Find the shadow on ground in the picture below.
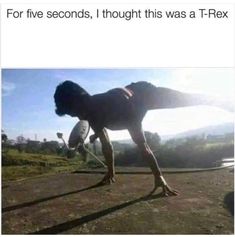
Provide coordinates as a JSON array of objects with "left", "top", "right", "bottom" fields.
[
  {"left": 2, "top": 182, "right": 103, "bottom": 213},
  {"left": 2, "top": 169, "right": 234, "bottom": 234},
  {"left": 30, "top": 193, "right": 163, "bottom": 234},
  {"left": 224, "top": 192, "right": 234, "bottom": 216}
]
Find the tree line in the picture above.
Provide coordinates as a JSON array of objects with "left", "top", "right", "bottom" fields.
[
  {"left": 2, "top": 130, "right": 234, "bottom": 168},
  {"left": 115, "top": 132, "right": 234, "bottom": 168}
]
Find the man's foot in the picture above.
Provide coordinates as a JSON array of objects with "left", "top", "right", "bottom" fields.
[
  {"left": 150, "top": 175, "right": 179, "bottom": 196},
  {"left": 99, "top": 173, "right": 116, "bottom": 185}
]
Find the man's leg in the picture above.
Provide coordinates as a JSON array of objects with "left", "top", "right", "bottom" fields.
[
  {"left": 128, "top": 124, "right": 178, "bottom": 196},
  {"left": 98, "top": 129, "right": 115, "bottom": 184}
]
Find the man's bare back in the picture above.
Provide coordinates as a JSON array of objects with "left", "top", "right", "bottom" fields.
[{"left": 54, "top": 80, "right": 233, "bottom": 196}]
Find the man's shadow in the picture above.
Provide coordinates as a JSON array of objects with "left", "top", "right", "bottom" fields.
[
  {"left": 2, "top": 182, "right": 104, "bottom": 213},
  {"left": 30, "top": 192, "right": 164, "bottom": 234}
]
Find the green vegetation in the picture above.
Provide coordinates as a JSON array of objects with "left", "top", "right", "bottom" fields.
[
  {"left": 115, "top": 133, "right": 234, "bottom": 168},
  {"left": 157, "top": 140, "right": 233, "bottom": 168},
  {"left": 2, "top": 149, "right": 87, "bottom": 181},
  {"left": 2, "top": 131, "right": 234, "bottom": 181}
]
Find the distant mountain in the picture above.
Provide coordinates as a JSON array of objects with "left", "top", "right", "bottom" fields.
[
  {"left": 162, "top": 122, "right": 234, "bottom": 141},
  {"left": 112, "top": 122, "right": 234, "bottom": 144}
]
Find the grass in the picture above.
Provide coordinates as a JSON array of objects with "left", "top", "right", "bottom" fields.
[{"left": 2, "top": 149, "right": 88, "bottom": 181}]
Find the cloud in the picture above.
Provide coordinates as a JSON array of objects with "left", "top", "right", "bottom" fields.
[{"left": 2, "top": 81, "right": 16, "bottom": 96}]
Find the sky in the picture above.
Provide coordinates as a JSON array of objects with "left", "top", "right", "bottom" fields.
[{"left": 2, "top": 68, "right": 234, "bottom": 142}]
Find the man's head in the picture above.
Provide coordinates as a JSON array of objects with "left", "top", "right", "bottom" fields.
[{"left": 54, "top": 80, "right": 90, "bottom": 117}]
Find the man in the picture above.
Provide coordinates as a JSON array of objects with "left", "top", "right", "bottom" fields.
[{"left": 54, "top": 80, "right": 232, "bottom": 196}]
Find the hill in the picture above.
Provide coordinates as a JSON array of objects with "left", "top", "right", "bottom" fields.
[
  {"left": 161, "top": 122, "right": 234, "bottom": 141},
  {"left": 112, "top": 123, "right": 234, "bottom": 144}
]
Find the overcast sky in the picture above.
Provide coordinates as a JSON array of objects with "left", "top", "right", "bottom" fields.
[{"left": 2, "top": 68, "right": 234, "bottom": 142}]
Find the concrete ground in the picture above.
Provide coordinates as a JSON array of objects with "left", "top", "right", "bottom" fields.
[{"left": 2, "top": 168, "right": 234, "bottom": 234}]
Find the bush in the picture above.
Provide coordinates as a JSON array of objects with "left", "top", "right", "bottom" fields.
[{"left": 114, "top": 138, "right": 234, "bottom": 168}]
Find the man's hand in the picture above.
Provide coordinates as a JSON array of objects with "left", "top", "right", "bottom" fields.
[
  {"left": 89, "top": 134, "right": 98, "bottom": 143},
  {"left": 151, "top": 175, "right": 179, "bottom": 196}
]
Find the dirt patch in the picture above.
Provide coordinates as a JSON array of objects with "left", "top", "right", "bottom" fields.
[{"left": 2, "top": 169, "right": 234, "bottom": 234}]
